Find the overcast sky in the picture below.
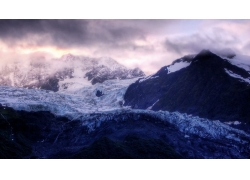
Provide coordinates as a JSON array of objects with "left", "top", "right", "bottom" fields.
[{"left": 0, "top": 19, "right": 250, "bottom": 74}]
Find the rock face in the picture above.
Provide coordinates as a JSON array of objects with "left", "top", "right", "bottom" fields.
[
  {"left": 0, "top": 54, "right": 145, "bottom": 92},
  {"left": 96, "top": 90, "right": 104, "bottom": 97},
  {"left": 124, "top": 50, "right": 250, "bottom": 124}
]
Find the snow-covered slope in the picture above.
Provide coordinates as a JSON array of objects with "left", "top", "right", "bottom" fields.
[
  {"left": 213, "top": 50, "right": 250, "bottom": 74},
  {"left": 224, "top": 68, "right": 250, "bottom": 84},
  {"left": 167, "top": 61, "right": 191, "bottom": 74},
  {"left": 227, "top": 54, "right": 250, "bottom": 72},
  {"left": 0, "top": 54, "right": 145, "bottom": 91},
  {"left": 223, "top": 55, "right": 250, "bottom": 84},
  {"left": 211, "top": 50, "right": 250, "bottom": 84},
  {"left": 137, "top": 54, "right": 195, "bottom": 83}
]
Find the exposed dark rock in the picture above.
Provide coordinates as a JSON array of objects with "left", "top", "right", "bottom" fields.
[
  {"left": 85, "top": 66, "right": 145, "bottom": 85},
  {"left": 96, "top": 90, "right": 104, "bottom": 97}
]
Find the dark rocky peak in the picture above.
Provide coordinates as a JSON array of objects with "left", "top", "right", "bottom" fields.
[
  {"left": 193, "top": 49, "right": 220, "bottom": 61},
  {"left": 190, "top": 49, "right": 249, "bottom": 78},
  {"left": 129, "top": 67, "right": 145, "bottom": 77},
  {"left": 170, "top": 49, "right": 236, "bottom": 67}
]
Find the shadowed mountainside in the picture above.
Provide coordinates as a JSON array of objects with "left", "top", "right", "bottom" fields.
[{"left": 124, "top": 50, "right": 250, "bottom": 124}]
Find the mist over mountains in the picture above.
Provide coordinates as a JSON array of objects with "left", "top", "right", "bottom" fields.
[{"left": 0, "top": 54, "right": 145, "bottom": 91}]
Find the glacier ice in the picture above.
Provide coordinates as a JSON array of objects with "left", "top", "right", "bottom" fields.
[
  {"left": 0, "top": 54, "right": 249, "bottom": 147},
  {"left": 0, "top": 80, "right": 249, "bottom": 146}
]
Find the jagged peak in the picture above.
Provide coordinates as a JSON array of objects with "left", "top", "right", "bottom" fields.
[
  {"left": 172, "top": 49, "right": 237, "bottom": 66},
  {"left": 194, "top": 49, "right": 218, "bottom": 59},
  {"left": 97, "top": 56, "right": 123, "bottom": 68},
  {"left": 193, "top": 49, "right": 237, "bottom": 61},
  {"left": 130, "top": 67, "right": 145, "bottom": 76}
]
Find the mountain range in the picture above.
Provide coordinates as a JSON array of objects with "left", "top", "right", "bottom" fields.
[{"left": 1, "top": 50, "right": 250, "bottom": 159}]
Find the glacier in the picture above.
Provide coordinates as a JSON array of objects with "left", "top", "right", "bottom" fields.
[
  {"left": 0, "top": 78, "right": 250, "bottom": 147},
  {"left": 78, "top": 109, "right": 250, "bottom": 145},
  {"left": 0, "top": 78, "right": 140, "bottom": 117}
]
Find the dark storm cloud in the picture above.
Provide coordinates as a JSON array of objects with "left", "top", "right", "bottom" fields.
[
  {"left": 0, "top": 19, "right": 185, "bottom": 50},
  {"left": 0, "top": 19, "right": 151, "bottom": 48},
  {"left": 0, "top": 20, "right": 43, "bottom": 38},
  {"left": 164, "top": 28, "right": 240, "bottom": 55},
  {"left": 109, "top": 27, "right": 145, "bottom": 41},
  {"left": 0, "top": 20, "right": 94, "bottom": 47}
]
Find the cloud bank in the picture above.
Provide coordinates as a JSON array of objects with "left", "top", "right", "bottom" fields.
[{"left": 0, "top": 19, "right": 250, "bottom": 74}]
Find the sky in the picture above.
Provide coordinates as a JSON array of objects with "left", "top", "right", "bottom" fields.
[{"left": 1, "top": 19, "right": 250, "bottom": 75}]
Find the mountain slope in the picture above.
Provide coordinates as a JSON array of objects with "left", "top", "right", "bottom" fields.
[
  {"left": 124, "top": 50, "right": 250, "bottom": 123},
  {"left": 1, "top": 105, "right": 249, "bottom": 159}
]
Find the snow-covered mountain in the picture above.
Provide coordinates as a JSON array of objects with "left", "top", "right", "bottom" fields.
[
  {"left": 124, "top": 50, "right": 250, "bottom": 124},
  {"left": 0, "top": 54, "right": 145, "bottom": 92}
]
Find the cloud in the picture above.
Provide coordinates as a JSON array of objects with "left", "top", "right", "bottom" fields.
[
  {"left": 164, "top": 27, "right": 241, "bottom": 56},
  {"left": 0, "top": 20, "right": 149, "bottom": 48},
  {"left": 0, "top": 20, "right": 94, "bottom": 48},
  {"left": 1, "top": 20, "right": 250, "bottom": 76},
  {"left": 242, "top": 41, "right": 250, "bottom": 52},
  {"left": 0, "top": 20, "right": 185, "bottom": 49}
]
